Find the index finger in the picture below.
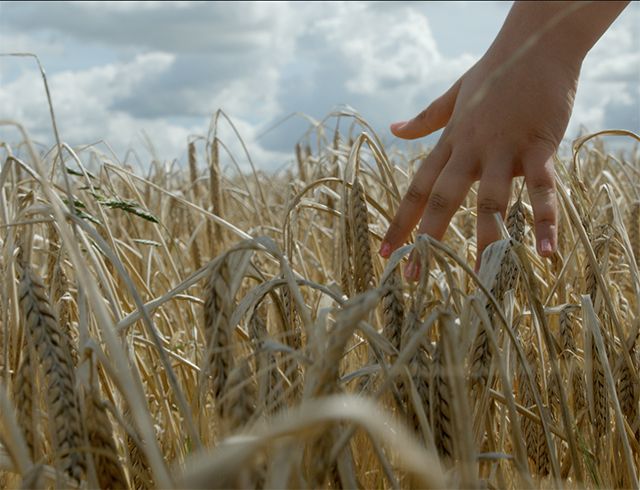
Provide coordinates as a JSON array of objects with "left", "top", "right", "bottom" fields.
[{"left": 380, "top": 142, "right": 451, "bottom": 257}]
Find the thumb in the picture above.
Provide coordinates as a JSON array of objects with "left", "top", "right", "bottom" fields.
[{"left": 391, "top": 78, "right": 461, "bottom": 140}]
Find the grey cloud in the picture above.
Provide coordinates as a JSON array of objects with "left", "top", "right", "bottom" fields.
[
  {"left": 256, "top": 4, "right": 471, "bottom": 153},
  {"left": 2, "top": 1, "right": 638, "bottom": 166},
  {"left": 588, "top": 54, "right": 640, "bottom": 84},
  {"left": 1, "top": 2, "right": 297, "bottom": 122},
  {"left": 603, "top": 90, "right": 640, "bottom": 132},
  {"left": 2, "top": 2, "right": 287, "bottom": 54},
  {"left": 110, "top": 52, "right": 262, "bottom": 118},
  {"left": 20, "top": 0, "right": 467, "bottom": 153}
]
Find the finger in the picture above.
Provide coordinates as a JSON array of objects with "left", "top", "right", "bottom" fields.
[
  {"left": 417, "top": 151, "right": 476, "bottom": 242},
  {"left": 475, "top": 162, "right": 513, "bottom": 269},
  {"left": 523, "top": 149, "right": 557, "bottom": 257},
  {"left": 380, "top": 142, "right": 451, "bottom": 257},
  {"left": 390, "top": 78, "right": 461, "bottom": 140},
  {"left": 402, "top": 154, "right": 475, "bottom": 281}
]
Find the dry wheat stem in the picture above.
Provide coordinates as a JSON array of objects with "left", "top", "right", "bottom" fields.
[{"left": 2, "top": 105, "right": 638, "bottom": 489}]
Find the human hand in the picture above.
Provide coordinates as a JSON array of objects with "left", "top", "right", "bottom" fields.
[
  {"left": 380, "top": 26, "right": 581, "bottom": 277},
  {"left": 379, "top": 1, "right": 629, "bottom": 279},
  {"left": 381, "top": 52, "right": 578, "bottom": 276}
]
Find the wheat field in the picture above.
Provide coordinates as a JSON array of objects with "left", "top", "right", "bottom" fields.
[{"left": 0, "top": 105, "right": 639, "bottom": 489}]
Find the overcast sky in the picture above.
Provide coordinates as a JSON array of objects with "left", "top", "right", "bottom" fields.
[{"left": 1, "top": 1, "right": 639, "bottom": 170}]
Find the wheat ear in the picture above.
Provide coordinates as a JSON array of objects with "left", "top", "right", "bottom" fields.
[
  {"left": 381, "top": 266, "right": 405, "bottom": 356},
  {"left": 350, "top": 176, "right": 374, "bottom": 293},
  {"left": 85, "top": 388, "right": 129, "bottom": 489},
  {"left": 188, "top": 141, "right": 200, "bottom": 201},
  {"left": 13, "top": 344, "right": 38, "bottom": 461},
  {"left": 203, "top": 259, "right": 235, "bottom": 404},
  {"left": 517, "top": 332, "right": 551, "bottom": 477},
  {"left": 470, "top": 241, "right": 517, "bottom": 390},
  {"left": 222, "top": 358, "right": 256, "bottom": 434},
  {"left": 19, "top": 266, "right": 85, "bottom": 483},
  {"left": 630, "top": 201, "right": 639, "bottom": 267},
  {"left": 208, "top": 137, "right": 223, "bottom": 256}
]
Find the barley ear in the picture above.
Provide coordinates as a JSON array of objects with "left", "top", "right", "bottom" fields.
[
  {"left": 381, "top": 265, "right": 405, "bottom": 356},
  {"left": 350, "top": 176, "right": 374, "bottom": 293},
  {"left": 222, "top": 358, "right": 256, "bottom": 435},
  {"left": 188, "top": 141, "right": 200, "bottom": 201},
  {"left": 19, "top": 266, "right": 85, "bottom": 483},
  {"left": 13, "top": 344, "right": 39, "bottom": 461},
  {"left": 85, "top": 388, "right": 129, "bottom": 490}
]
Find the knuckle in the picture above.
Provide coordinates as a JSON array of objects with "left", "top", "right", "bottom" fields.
[
  {"left": 385, "top": 217, "right": 410, "bottom": 245},
  {"left": 535, "top": 215, "right": 556, "bottom": 226},
  {"left": 528, "top": 128, "right": 558, "bottom": 150},
  {"left": 528, "top": 179, "right": 555, "bottom": 199},
  {"left": 385, "top": 219, "right": 402, "bottom": 237},
  {"left": 427, "top": 192, "right": 449, "bottom": 213},
  {"left": 416, "top": 107, "right": 431, "bottom": 121},
  {"left": 404, "top": 183, "right": 429, "bottom": 205},
  {"left": 477, "top": 197, "right": 502, "bottom": 216},
  {"left": 383, "top": 215, "right": 411, "bottom": 248}
]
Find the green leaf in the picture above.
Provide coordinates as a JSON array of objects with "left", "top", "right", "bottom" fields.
[
  {"left": 75, "top": 208, "right": 101, "bottom": 225},
  {"left": 97, "top": 197, "right": 159, "bottom": 224},
  {"left": 66, "top": 166, "right": 96, "bottom": 179},
  {"left": 62, "top": 197, "right": 87, "bottom": 209}
]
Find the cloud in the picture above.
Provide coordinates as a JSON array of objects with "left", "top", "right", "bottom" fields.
[
  {"left": 0, "top": 30, "right": 65, "bottom": 59},
  {"left": 588, "top": 53, "right": 640, "bottom": 83},
  {"left": 1, "top": 0, "right": 638, "bottom": 170},
  {"left": 2, "top": 1, "right": 476, "bottom": 164},
  {"left": 568, "top": 4, "right": 640, "bottom": 138},
  {"left": 259, "top": 2, "right": 477, "bottom": 152},
  {"left": 2, "top": 2, "right": 302, "bottom": 124},
  {"left": 324, "top": 4, "right": 459, "bottom": 94},
  {"left": 3, "top": 1, "right": 303, "bottom": 61},
  {"left": 1, "top": 52, "right": 173, "bottom": 135},
  {"left": 0, "top": 50, "right": 289, "bottom": 170}
]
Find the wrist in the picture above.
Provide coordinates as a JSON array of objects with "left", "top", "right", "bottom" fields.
[{"left": 490, "top": 1, "right": 629, "bottom": 69}]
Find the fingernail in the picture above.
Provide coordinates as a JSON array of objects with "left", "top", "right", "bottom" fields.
[
  {"left": 379, "top": 242, "right": 391, "bottom": 258},
  {"left": 539, "top": 238, "right": 554, "bottom": 256},
  {"left": 405, "top": 258, "right": 422, "bottom": 281},
  {"left": 411, "top": 261, "right": 421, "bottom": 281},
  {"left": 404, "top": 260, "right": 416, "bottom": 280},
  {"left": 390, "top": 121, "right": 408, "bottom": 131}
]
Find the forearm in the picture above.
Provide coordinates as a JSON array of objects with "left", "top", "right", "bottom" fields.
[{"left": 491, "top": 1, "right": 630, "bottom": 66}]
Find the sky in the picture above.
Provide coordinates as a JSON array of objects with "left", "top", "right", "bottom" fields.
[{"left": 1, "top": 1, "right": 639, "bottom": 171}]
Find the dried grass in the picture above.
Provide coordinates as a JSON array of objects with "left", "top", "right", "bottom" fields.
[{"left": 1, "top": 95, "right": 638, "bottom": 488}]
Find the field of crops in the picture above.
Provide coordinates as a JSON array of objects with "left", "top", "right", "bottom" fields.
[{"left": 0, "top": 108, "right": 639, "bottom": 489}]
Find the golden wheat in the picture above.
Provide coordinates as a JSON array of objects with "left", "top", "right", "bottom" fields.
[{"left": 0, "top": 109, "right": 638, "bottom": 489}]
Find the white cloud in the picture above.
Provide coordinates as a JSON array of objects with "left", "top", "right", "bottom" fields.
[
  {"left": 318, "top": 4, "right": 474, "bottom": 95},
  {"left": 588, "top": 53, "right": 640, "bottom": 83},
  {"left": 0, "top": 0, "right": 637, "bottom": 170},
  {"left": 0, "top": 48, "right": 290, "bottom": 170},
  {"left": 0, "top": 52, "right": 174, "bottom": 137},
  {"left": 568, "top": 4, "right": 640, "bottom": 139}
]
